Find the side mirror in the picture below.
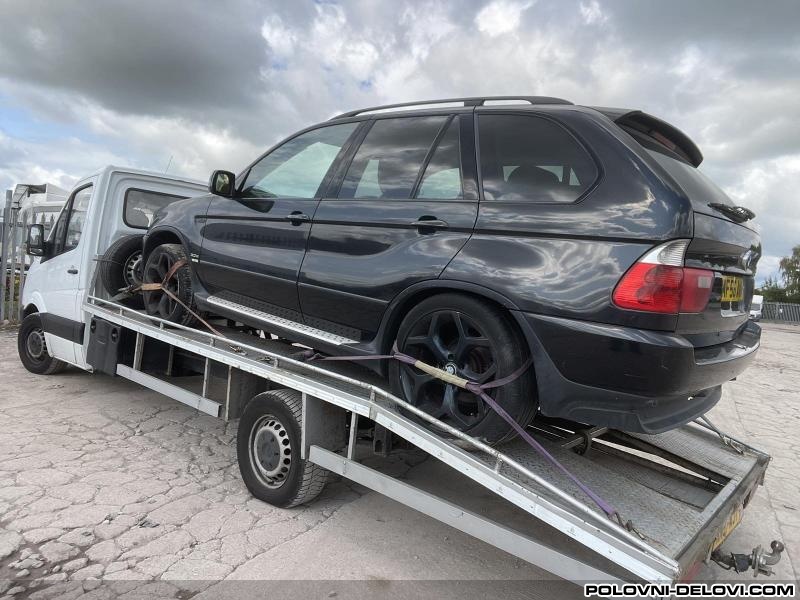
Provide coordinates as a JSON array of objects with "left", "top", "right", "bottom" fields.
[
  {"left": 26, "top": 224, "right": 46, "bottom": 256},
  {"left": 209, "top": 170, "right": 236, "bottom": 198}
]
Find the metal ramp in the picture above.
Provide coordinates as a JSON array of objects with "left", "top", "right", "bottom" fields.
[{"left": 83, "top": 295, "right": 774, "bottom": 584}]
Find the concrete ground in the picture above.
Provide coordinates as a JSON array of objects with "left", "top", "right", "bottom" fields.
[{"left": 0, "top": 322, "right": 797, "bottom": 599}]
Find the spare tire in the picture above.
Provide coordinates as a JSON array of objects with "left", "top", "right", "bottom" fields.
[{"left": 100, "top": 234, "right": 145, "bottom": 309}]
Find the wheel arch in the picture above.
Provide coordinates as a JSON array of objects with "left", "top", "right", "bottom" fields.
[
  {"left": 23, "top": 302, "right": 40, "bottom": 317},
  {"left": 142, "top": 227, "right": 187, "bottom": 260},
  {"left": 376, "top": 280, "right": 523, "bottom": 356}
]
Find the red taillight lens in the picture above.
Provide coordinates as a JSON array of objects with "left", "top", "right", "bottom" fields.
[{"left": 613, "top": 263, "right": 713, "bottom": 314}]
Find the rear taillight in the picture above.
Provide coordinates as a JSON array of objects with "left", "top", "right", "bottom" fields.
[{"left": 612, "top": 240, "right": 713, "bottom": 314}]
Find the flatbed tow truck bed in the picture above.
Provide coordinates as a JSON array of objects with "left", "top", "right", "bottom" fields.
[{"left": 79, "top": 292, "right": 782, "bottom": 588}]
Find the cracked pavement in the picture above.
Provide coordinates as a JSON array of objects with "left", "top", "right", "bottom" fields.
[{"left": 0, "top": 323, "right": 798, "bottom": 598}]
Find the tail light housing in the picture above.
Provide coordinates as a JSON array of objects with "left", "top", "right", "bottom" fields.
[{"left": 613, "top": 240, "right": 713, "bottom": 314}]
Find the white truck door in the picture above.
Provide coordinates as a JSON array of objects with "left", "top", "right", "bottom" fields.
[{"left": 38, "top": 181, "right": 96, "bottom": 365}]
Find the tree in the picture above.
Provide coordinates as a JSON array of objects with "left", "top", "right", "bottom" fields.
[
  {"left": 756, "top": 275, "right": 787, "bottom": 302},
  {"left": 779, "top": 245, "right": 800, "bottom": 297}
]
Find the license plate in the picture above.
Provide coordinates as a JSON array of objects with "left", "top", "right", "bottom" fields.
[
  {"left": 710, "top": 506, "right": 743, "bottom": 552},
  {"left": 721, "top": 276, "right": 744, "bottom": 303}
]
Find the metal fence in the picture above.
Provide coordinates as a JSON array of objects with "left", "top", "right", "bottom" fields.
[
  {"left": 763, "top": 302, "right": 800, "bottom": 324},
  {"left": 1, "top": 189, "right": 56, "bottom": 324}
]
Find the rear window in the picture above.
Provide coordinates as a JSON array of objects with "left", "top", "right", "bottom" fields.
[
  {"left": 648, "top": 151, "right": 735, "bottom": 209},
  {"left": 478, "top": 114, "right": 598, "bottom": 203},
  {"left": 124, "top": 189, "right": 188, "bottom": 229}
]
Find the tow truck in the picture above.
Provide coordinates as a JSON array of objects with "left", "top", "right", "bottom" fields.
[{"left": 17, "top": 166, "right": 784, "bottom": 586}]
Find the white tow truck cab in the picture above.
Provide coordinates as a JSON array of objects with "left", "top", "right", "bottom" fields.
[
  {"left": 21, "top": 166, "right": 205, "bottom": 367},
  {"left": 17, "top": 165, "right": 784, "bottom": 587}
]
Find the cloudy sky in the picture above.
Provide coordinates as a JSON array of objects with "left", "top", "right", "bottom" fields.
[{"left": 1, "top": 0, "right": 798, "bottom": 282}]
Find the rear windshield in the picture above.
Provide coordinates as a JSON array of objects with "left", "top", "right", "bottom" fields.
[{"left": 648, "top": 151, "right": 735, "bottom": 209}]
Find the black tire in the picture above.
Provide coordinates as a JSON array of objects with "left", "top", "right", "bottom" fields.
[
  {"left": 100, "top": 235, "right": 145, "bottom": 309},
  {"left": 237, "top": 389, "right": 328, "bottom": 508},
  {"left": 17, "top": 314, "right": 67, "bottom": 375},
  {"left": 389, "top": 293, "right": 537, "bottom": 445},
  {"left": 142, "top": 243, "right": 197, "bottom": 326}
]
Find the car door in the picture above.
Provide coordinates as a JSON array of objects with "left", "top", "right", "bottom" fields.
[
  {"left": 299, "top": 113, "right": 479, "bottom": 339},
  {"left": 196, "top": 122, "right": 359, "bottom": 317},
  {"left": 37, "top": 181, "right": 96, "bottom": 364}
]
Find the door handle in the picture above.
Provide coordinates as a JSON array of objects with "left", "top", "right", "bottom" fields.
[
  {"left": 284, "top": 211, "right": 311, "bottom": 225},
  {"left": 67, "top": 268, "right": 78, "bottom": 274},
  {"left": 410, "top": 217, "right": 449, "bottom": 230}
]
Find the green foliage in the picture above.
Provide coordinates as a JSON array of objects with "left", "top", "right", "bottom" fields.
[{"left": 779, "top": 245, "right": 800, "bottom": 297}]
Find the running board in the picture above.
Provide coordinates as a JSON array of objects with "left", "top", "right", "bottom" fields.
[{"left": 206, "top": 294, "right": 359, "bottom": 346}]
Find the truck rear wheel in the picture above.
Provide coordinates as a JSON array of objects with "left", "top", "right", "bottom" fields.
[
  {"left": 17, "top": 314, "right": 67, "bottom": 375},
  {"left": 237, "top": 389, "right": 328, "bottom": 508}
]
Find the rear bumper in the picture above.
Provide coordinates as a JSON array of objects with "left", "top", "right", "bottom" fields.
[{"left": 512, "top": 312, "right": 760, "bottom": 433}]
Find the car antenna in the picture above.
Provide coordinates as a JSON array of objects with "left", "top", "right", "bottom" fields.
[{"left": 164, "top": 155, "right": 173, "bottom": 174}]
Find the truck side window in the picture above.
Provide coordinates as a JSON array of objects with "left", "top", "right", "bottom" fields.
[
  {"left": 51, "top": 184, "right": 93, "bottom": 256},
  {"left": 478, "top": 114, "right": 597, "bottom": 203}
]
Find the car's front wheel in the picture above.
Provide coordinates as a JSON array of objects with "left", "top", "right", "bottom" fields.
[
  {"left": 142, "top": 243, "right": 197, "bottom": 326},
  {"left": 389, "top": 293, "right": 537, "bottom": 445}
]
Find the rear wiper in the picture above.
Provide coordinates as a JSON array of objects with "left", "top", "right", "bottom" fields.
[{"left": 708, "top": 203, "right": 755, "bottom": 223}]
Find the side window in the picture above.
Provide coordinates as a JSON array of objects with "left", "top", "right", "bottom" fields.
[
  {"left": 478, "top": 114, "right": 597, "bottom": 203},
  {"left": 124, "top": 189, "right": 188, "bottom": 229},
  {"left": 416, "top": 119, "right": 462, "bottom": 199},
  {"left": 51, "top": 185, "right": 93, "bottom": 256},
  {"left": 241, "top": 123, "right": 357, "bottom": 198},
  {"left": 339, "top": 116, "right": 447, "bottom": 199}
]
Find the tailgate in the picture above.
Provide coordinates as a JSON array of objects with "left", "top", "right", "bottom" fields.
[{"left": 678, "top": 212, "right": 761, "bottom": 342}]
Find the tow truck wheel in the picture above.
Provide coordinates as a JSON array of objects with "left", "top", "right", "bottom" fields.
[
  {"left": 237, "top": 389, "right": 328, "bottom": 508},
  {"left": 100, "top": 234, "right": 145, "bottom": 309},
  {"left": 17, "top": 314, "right": 67, "bottom": 375}
]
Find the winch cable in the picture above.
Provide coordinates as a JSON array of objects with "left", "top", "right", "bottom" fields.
[{"left": 124, "top": 265, "right": 640, "bottom": 535}]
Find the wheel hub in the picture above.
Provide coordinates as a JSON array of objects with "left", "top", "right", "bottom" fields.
[
  {"left": 124, "top": 252, "right": 143, "bottom": 287},
  {"left": 250, "top": 416, "right": 292, "bottom": 489},
  {"left": 26, "top": 328, "right": 47, "bottom": 360},
  {"left": 444, "top": 362, "right": 458, "bottom": 375}
]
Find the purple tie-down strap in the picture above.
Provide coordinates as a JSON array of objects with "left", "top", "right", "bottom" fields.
[{"left": 293, "top": 348, "right": 621, "bottom": 522}]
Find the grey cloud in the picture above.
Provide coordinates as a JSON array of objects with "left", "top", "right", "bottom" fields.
[{"left": 0, "top": 0, "right": 797, "bottom": 281}]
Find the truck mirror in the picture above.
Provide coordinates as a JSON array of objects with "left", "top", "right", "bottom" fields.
[
  {"left": 209, "top": 170, "right": 236, "bottom": 198},
  {"left": 26, "top": 224, "right": 46, "bottom": 256}
]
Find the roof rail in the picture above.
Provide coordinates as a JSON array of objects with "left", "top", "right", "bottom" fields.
[{"left": 330, "top": 96, "right": 573, "bottom": 120}]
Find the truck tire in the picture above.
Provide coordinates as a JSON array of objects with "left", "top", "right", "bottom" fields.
[
  {"left": 142, "top": 243, "right": 197, "bottom": 326},
  {"left": 389, "top": 293, "right": 538, "bottom": 445},
  {"left": 17, "top": 314, "right": 67, "bottom": 375},
  {"left": 237, "top": 389, "right": 328, "bottom": 508},
  {"left": 100, "top": 234, "right": 145, "bottom": 309}
]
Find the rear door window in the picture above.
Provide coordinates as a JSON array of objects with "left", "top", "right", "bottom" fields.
[
  {"left": 416, "top": 119, "right": 463, "bottom": 199},
  {"left": 339, "top": 116, "right": 448, "bottom": 199},
  {"left": 478, "top": 114, "right": 597, "bottom": 203},
  {"left": 124, "top": 189, "right": 189, "bottom": 229}
]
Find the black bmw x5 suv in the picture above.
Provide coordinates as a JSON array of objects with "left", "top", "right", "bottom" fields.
[{"left": 141, "top": 96, "right": 761, "bottom": 444}]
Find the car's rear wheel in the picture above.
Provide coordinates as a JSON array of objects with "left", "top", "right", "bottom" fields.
[
  {"left": 389, "top": 294, "right": 537, "bottom": 445},
  {"left": 142, "top": 243, "right": 197, "bottom": 326},
  {"left": 18, "top": 314, "right": 67, "bottom": 375},
  {"left": 99, "top": 234, "right": 145, "bottom": 309}
]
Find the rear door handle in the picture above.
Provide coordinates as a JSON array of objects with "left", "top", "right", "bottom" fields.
[
  {"left": 410, "top": 217, "right": 449, "bottom": 230},
  {"left": 284, "top": 211, "right": 311, "bottom": 224},
  {"left": 67, "top": 268, "right": 78, "bottom": 274}
]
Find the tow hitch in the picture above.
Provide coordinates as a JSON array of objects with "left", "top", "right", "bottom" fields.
[{"left": 711, "top": 541, "right": 785, "bottom": 576}]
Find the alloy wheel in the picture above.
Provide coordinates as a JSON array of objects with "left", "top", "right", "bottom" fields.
[{"left": 398, "top": 310, "right": 498, "bottom": 428}]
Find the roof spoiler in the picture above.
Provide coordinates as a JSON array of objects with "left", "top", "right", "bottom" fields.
[{"left": 591, "top": 107, "right": 703, "bottom": 167}]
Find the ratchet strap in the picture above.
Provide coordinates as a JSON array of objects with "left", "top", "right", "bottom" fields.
[{"left": 295, "top": 347, "right": 640, "bottom": 534}]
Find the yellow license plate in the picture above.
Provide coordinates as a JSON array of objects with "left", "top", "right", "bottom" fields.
[
  {"left": 710, "top": 507, "right": 743, "bottom": 552},
  {"left": 721, "top": 276, "right": 744, "bottom": 303}
]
